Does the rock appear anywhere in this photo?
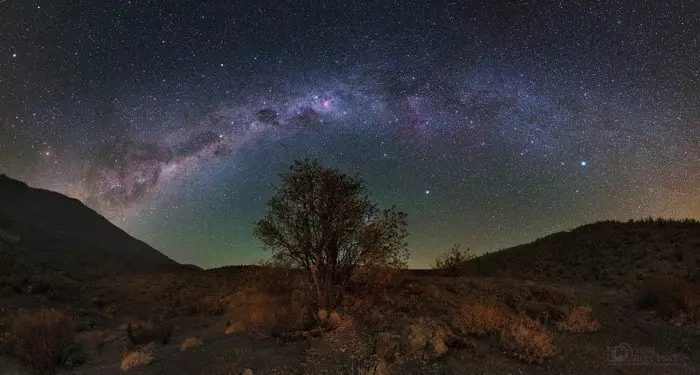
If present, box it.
[400,323,449,360]
[425,331,447,359]
[401,324,429,356]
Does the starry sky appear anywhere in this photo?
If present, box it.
[1,1,698,268]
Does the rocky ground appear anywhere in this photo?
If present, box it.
[2,273,698,375]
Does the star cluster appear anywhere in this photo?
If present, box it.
[1,1,698,267]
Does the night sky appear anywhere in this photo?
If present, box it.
[1,1,698,268]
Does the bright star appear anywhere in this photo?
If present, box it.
[425,190,430,195]
[580,161,587,166]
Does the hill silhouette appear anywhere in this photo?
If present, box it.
[467,219,700,285]
[0,174,176,279]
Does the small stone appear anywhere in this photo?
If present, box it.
[425,332,447,359]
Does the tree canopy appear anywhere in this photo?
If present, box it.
[255,159,408,308]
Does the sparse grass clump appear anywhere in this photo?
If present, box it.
[9,308,76,373]
[120,344,154,372]
[224,321,246,334]
[557,306,600,332]
[456,300,508,335]
[637,275,700,321]
[179,336,202,351]
[499,316,554,363]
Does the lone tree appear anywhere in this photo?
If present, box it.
[255,159,409,309]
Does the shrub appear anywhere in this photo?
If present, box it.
[10,309,76,373]
[637,275,700,320]
[179,337,202,352]
[433,244,473,276]
[250,299,314,338]
[120,344,154,372]
[456,301,508,335]
[557,306,600,333]
[499,316,554,363]
[126,319,173,345]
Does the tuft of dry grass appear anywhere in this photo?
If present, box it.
[224,321,246,334]
[637,275,700,321]
[456,300,508,335]
[120,344,154,372]
[179,336,202,352]
[10,308,76,373]
[499,316,554,363]
[557,306,600,333]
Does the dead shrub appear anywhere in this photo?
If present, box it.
[249,299,314,338]
[179,336,202,351]
[557,306,600,333]
[499,316,554,363]
[433,244,473,276]
[120,344,155,372]
[126,319,173,345]
[10,308,76,373]
[456,300,508,335]
[637,275,700,320]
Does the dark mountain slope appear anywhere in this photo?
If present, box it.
[467,219,700,285]
[0,174,176,276]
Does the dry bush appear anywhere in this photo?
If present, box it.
[498,316,554,363]
[179,336,202,352]
[126,319,173,345]
[120,344,155,372]
[10,308,76,373]
[433,244,473,276]
[231,268,318,338]
[557,306,600,333]
[249,298,314,338]
[637,275,700,320]
[456,300,508,336]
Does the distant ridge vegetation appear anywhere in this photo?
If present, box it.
[466,219,700,286]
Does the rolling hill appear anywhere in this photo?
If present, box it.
[467,219,700,285]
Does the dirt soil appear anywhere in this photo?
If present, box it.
[11,278,688,375]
